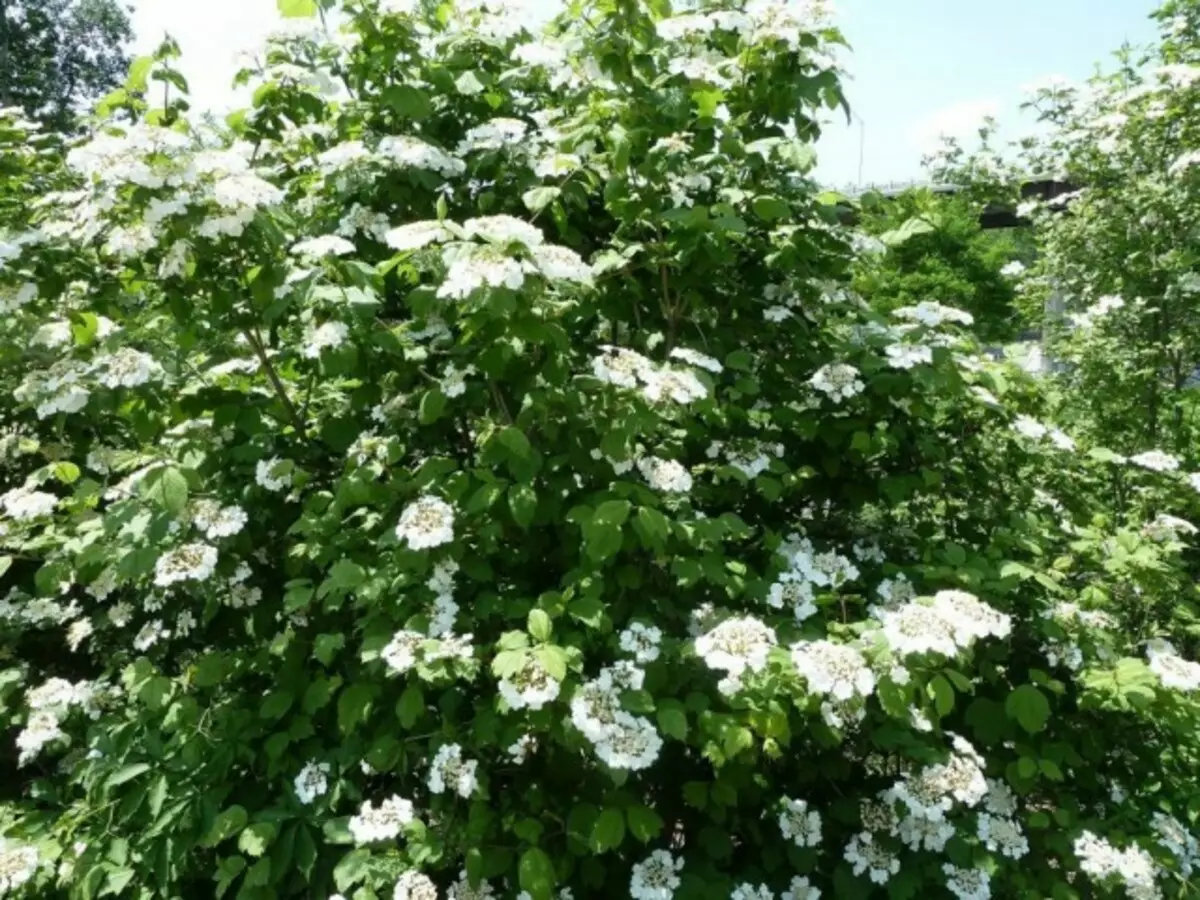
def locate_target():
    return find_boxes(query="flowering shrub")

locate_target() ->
[2,1,1200,899]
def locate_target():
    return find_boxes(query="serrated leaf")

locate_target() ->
[1005,684,1050,734]
[590,808,625,853]
[527,608,553,642]
[144,467,188,515]
[625,805,664,843]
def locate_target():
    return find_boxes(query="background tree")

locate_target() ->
[0,0,133,131]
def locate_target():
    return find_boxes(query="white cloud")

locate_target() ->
[907,97,1001,157]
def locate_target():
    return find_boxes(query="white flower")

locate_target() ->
[877,602,961,658]
[464,215,544,247]
[640,367,708,405]
[1130,450,1180,472]
[619,623,662,663]
[977,814,1029,860]
[1011,415,1048,440]
[498,656,561,711]
[133,619,169,652]
[440,363,474,398]
[427,743,478,797]
[394,871,439,900]
[696,617,776,684]
[507,735,536,764]
[637,456,693,493]
[457,117,528,153]
[893,301,973,327]
[809,363,864,402]
[778,797,822,848]
[931,590,1012,644]
[154,543,218,587]
[303,321,349,358]
[884,343,933,370]
[377,135,465,177]
[192,501,248,539]
[1147,639,1200,691]
[0,840,38,891]
[844,832,900,885]
[66,619,93,651]
[730,884,774,900]
[1,487,57,521]
[943,864,991,900]
[767,575,817,623]
[781,876,820,900]
[1000,260,1026,278]
[385,220,454,251]
[293,761,330,804]
[95,348,164,388]
[395,495,455,550]
[255,457,292,492]
[669,346,723,373]
[349,795,416,844]
[790,640,875,701]
[382,630,427,674]
[532,244,594,283]
[291,234,356,258]
[592,346,656,388]
[438,243,527,299]
[629,849,683,900]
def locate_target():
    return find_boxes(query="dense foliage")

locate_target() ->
[2,1,1200,900]
[0,0,134,132]
[851,189,1031,345]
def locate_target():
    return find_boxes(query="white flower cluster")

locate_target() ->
[1074,831,1161,900]
[619,623,662,663]
[1152,812,1200,877]
[843,832,900,885]
[893,301,974,328]
[1129,449,1180,473]
[427,743,478,798]
[293,760,330,804]
[255,457,292,492]
[884,342,933,370]
[426,559,461,636]
[637,456,693,493]
[770,533,860,622]
[943,864,991,900]
[570,662,661,770]
[695,616,777,695]
[790,640,875,702]
[381,628,474,675]
[809,363,864,402]
[0,486,57,521]
[93,347,164,388]
[191,499,248,539]
[1147,639,1200,691]
[154,542,219,588]
[498,654,561,710]
[348,794,415,844]
[0,590,81,628]
[303,320,349,358]
[394,871,439,900]
[877,590,1010,659]
[0,840,38,894]
[18,677,98,765]
[1010,415,1075,451]
[705,439,784,479]
[629,849,683,900]
[778,797,822,848]
[395,495,456,550]
[591,346,708,405]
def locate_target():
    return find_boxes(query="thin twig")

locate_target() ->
[489,379,514,424]
[243,327,307,439]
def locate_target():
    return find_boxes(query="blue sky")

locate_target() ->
[815,0,1161,188]
[130,0,1162,188]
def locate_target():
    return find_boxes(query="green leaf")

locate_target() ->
[625,805,664,843]
[419,389,447,424]
[751,195,790,221]
[144,467,189,515]
[314,633,346,666]
[1005,684,1050,734]
[592,499,631,527]
[105,762,151,788]
[508,484,537,529]
[277,0,317,17]
[656,703,689,741]
[518,848,555,900]
[326,559,365,591]
[498,426,533,460]
[397,683,425,728]
[203,806,249,847]
[338,683,375,734]
[929,674,954,718]
[523,187,560,213]
[590,808,625,853]
[238,822,277,858]
[527,609,553,643]
[333,848,370,891]
[382,85,432,120]
[52,461,81,484]
[582,520,623,562]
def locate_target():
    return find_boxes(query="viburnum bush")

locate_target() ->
[3,1,1200,899]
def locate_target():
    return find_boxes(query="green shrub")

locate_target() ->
[0,2,1198,900]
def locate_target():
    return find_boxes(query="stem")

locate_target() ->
[243,327,307,439]
[489,379,513,424]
